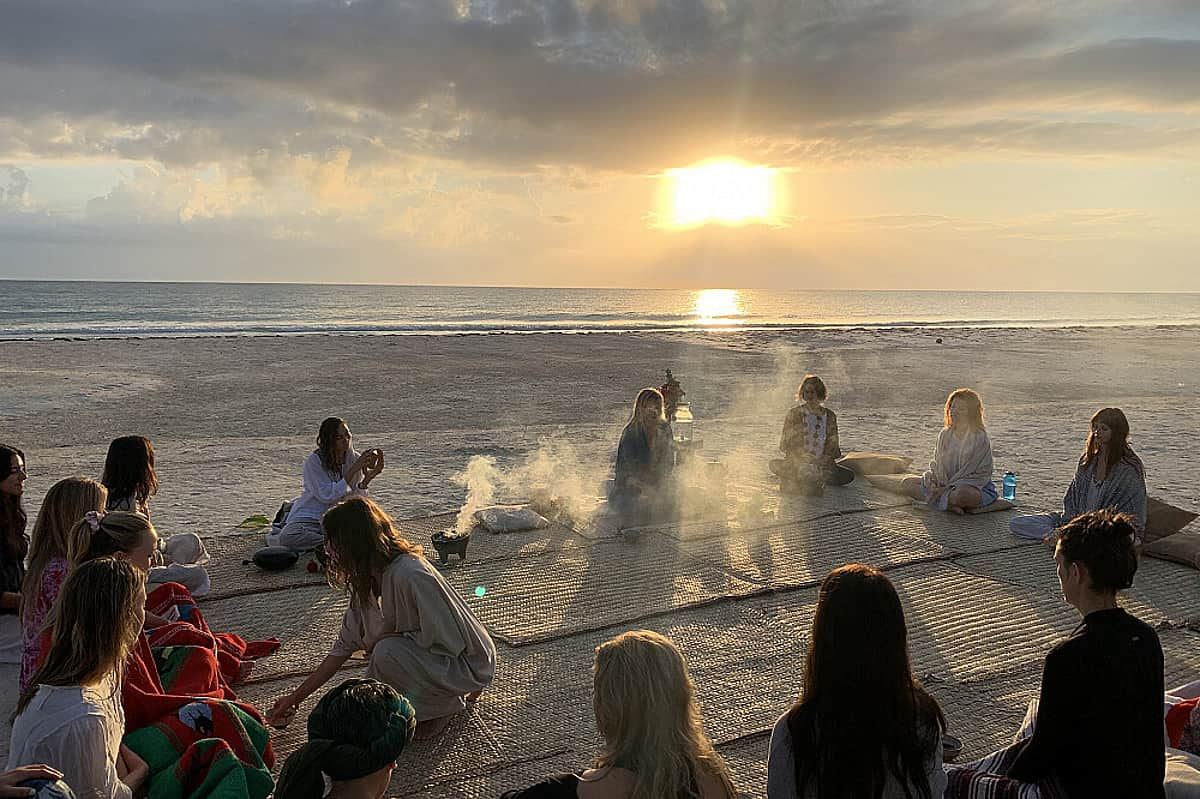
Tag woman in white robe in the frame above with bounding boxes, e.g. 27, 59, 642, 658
267, 497, 495, 739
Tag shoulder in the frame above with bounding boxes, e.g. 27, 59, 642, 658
577, 767, 635, 799
823, 407, 837, 421
1118, 451, 1146, 479
502, 773, 581, 799
769, 709, 797, 756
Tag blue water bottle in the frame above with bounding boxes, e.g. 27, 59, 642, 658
1002, 471, 1017, 501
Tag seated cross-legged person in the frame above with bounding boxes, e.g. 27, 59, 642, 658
278, 417, 383, 552
946, 509, 1166, 799
901, 388, 997, 515
608, 388, 676, 528
769, 374, 855, 496
1010, 407, 1148, 543
767, 564, 947, 799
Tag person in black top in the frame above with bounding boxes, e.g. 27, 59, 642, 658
946, 508, 1166, 798
609, 389, 676, 528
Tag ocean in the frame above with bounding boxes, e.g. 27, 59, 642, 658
2, 280, 1199, 339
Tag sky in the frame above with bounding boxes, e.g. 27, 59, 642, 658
1, 0, 1198, 290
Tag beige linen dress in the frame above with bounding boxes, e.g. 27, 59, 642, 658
330, 553, 496, 720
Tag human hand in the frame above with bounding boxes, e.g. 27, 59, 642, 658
118, 745, 149, 790
267, 693, 300, 728
0, 766, 65, 798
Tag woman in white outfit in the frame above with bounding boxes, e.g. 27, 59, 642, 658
7, 558, 149, 799
278, 417, 384, 551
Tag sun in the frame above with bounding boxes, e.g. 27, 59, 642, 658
665, 159, 776, 228
694, 289, 741, 324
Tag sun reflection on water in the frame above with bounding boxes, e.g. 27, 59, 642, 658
693, 289, 741, 325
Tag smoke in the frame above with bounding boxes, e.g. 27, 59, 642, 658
451, 455, 499, 534
451, 435, 611, 533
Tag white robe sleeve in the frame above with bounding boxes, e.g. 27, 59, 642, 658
29, 715, 132, 799
304, 451, 352, 505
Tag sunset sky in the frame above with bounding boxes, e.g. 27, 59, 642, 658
1, 0, 1198, 289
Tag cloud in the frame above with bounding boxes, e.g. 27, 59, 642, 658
0, 0, 1197, 173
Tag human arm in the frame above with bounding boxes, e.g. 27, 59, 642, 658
765, 714, 797, 799
823, 409, 842, 463
266, 651, 351, 726
30, 715, 134, 799
778, 407, 805, 458
942, 431, 994, 488
117, 745, 148, 794
0, 766, 65, 798
304, 451, 359, 503
1008, 645, 1080, 781
359, 449, 384, 489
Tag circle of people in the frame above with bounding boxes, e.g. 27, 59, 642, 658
0, 379, 1191, 799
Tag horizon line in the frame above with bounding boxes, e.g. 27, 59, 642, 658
1, 278, 1198, 296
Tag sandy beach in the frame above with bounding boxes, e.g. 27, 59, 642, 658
4, 325, 1198, 530
4, 326, 1200, 794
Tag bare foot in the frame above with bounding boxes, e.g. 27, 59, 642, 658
465, 690, 483, 703
414, 715, 452, 741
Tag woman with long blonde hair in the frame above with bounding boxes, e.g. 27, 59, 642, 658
268, 497, 495, 740
20, 477, 108, 691
502, 630, 737, 799
901, 388, 997, 514
8, 558, 149, 798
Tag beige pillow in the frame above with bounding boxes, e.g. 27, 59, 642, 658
837, 453, 914, 475
1145, 530, 1200, 570
1144, 497, 1200, 545
1166, 748, 1200, 798
864, 473, 918, 494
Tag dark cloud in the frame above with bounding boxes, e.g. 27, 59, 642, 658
0, 0, 1197, 173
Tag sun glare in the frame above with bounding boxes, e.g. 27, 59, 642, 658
694, 289, 741, 324
667, 159, 775, 228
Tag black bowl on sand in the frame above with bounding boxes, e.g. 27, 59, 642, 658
431, 529, 471, 565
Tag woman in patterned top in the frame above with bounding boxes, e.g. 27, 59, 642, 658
20, 477, 108, 691
770, 375, 854, 495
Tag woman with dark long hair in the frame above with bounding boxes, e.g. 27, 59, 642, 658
767, 564, 947, 799
608, 388, 676, 527
275, 678, 416, 799
1010, 407, 1148, 542
101, 436, 159, 517
268, 497, 494, 740
278, 417, 384, 551
1, 443, 30, 740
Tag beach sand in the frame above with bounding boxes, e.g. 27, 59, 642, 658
5, 326, 1198, 526
3, 327, 1199, 793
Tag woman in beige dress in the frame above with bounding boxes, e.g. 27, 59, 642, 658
267, 497, 495, 739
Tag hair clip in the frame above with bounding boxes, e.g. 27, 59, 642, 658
84, 510, 105, 532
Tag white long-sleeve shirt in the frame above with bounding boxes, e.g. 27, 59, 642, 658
284, 448, 367, 524
7, 677, 131, 799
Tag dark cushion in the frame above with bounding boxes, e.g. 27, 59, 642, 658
1143, 497, 1199, 545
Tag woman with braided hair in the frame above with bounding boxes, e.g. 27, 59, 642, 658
275, 678, 416, 799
